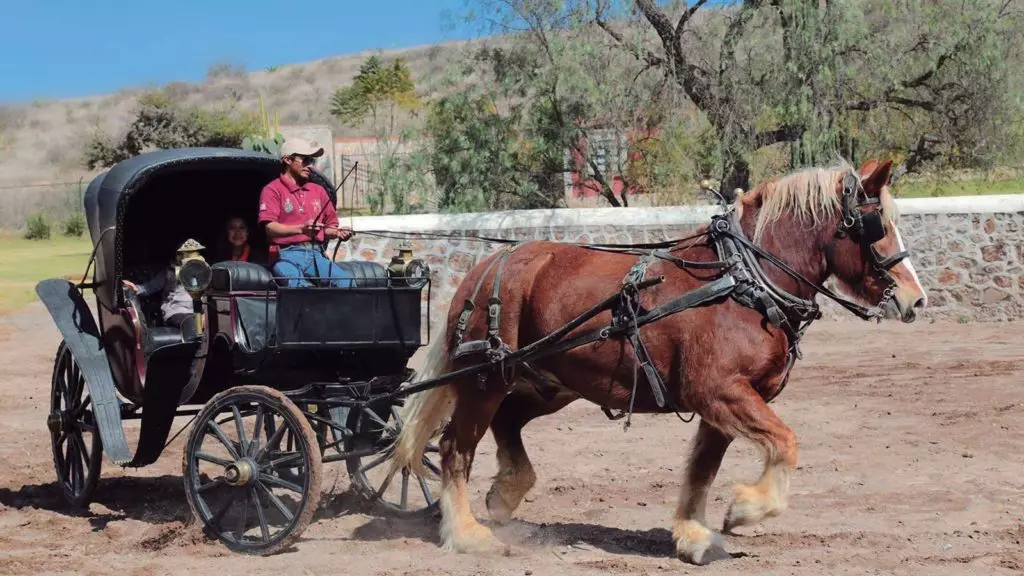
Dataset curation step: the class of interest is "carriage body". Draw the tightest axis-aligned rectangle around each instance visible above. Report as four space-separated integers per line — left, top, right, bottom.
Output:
37 148 439 552
77 148 425 406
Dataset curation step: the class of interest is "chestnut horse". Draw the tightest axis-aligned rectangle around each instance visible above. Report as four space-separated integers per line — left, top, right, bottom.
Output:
385 158 927 564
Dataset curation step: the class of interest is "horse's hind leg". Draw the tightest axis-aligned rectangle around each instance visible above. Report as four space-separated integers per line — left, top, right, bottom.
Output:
438 377 509 553
673 420 733 564
486 380 578 524
707 377 799 534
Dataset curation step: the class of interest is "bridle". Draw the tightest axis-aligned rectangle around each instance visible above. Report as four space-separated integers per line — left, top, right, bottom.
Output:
833 171 909 320
705 169 910 326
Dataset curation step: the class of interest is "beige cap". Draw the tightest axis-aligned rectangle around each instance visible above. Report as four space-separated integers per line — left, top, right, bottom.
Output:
279 137 325 159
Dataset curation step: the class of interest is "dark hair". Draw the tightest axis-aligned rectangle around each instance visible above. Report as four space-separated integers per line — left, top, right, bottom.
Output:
214 215 249 262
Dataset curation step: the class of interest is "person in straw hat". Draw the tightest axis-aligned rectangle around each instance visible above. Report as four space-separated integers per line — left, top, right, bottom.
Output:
122 239 204 330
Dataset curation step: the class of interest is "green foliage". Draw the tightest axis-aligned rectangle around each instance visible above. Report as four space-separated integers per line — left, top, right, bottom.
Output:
24 213 51 240
83 91 260 169
329 56 421 126
61 213 85 237
331 56 430 214
424 85 538 212
241 93 285 156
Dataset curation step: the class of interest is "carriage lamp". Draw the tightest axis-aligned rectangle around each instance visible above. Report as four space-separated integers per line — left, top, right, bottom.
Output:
387 242 430 288
175 238 213 334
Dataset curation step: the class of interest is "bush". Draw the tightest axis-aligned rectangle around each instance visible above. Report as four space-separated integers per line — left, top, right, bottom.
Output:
62 213 85 237
24 213 51 240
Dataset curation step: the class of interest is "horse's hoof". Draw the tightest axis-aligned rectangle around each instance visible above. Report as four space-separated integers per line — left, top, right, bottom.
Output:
443 522 510 555
676 522 732 565
485 488 514 525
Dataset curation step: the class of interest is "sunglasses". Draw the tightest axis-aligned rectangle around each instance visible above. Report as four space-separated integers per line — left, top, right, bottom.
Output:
289 155 316 166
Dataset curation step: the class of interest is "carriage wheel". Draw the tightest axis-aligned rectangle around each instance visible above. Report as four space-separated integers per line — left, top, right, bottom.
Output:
48 342 103 508
182 386 322 555
345 402 442 518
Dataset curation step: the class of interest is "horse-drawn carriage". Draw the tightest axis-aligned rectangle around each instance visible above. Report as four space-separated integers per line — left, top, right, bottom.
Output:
37 148 928 564
37 147 440 555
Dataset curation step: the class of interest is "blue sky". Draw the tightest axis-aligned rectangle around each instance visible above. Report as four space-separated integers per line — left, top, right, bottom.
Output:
0 0 480 103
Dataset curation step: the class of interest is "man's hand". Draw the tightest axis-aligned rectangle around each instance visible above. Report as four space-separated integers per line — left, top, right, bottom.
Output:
325 227 354 241
301 221 324 239
122 280 139 292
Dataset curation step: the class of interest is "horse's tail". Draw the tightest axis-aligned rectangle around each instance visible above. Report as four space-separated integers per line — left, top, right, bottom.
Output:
387 316 456 479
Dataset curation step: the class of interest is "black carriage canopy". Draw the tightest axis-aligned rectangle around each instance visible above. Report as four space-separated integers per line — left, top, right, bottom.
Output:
83 147 338 309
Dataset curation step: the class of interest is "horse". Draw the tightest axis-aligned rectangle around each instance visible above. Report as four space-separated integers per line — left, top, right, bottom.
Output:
384 158 927 564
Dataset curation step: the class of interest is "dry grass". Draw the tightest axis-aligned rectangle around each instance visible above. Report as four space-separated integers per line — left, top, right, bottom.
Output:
0 38 481 189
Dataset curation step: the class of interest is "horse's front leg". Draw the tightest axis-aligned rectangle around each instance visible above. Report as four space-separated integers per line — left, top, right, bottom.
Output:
715 378 798 534
673 419 734 564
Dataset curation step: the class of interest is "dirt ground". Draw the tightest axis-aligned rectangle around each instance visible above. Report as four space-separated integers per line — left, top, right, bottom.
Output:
0 303 1021 576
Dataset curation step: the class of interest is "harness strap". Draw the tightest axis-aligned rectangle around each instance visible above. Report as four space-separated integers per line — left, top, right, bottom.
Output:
453 249 507 348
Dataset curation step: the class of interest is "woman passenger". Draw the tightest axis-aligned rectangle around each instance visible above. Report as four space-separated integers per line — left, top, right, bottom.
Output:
224 216 251 262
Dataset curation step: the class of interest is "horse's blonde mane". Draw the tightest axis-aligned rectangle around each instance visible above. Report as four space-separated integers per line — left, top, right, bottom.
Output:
750 158 899 243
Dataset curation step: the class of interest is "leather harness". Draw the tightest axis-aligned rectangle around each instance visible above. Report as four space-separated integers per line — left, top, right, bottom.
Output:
446 170 907 427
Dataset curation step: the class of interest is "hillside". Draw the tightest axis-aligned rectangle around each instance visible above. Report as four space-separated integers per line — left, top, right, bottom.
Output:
0 38 480 187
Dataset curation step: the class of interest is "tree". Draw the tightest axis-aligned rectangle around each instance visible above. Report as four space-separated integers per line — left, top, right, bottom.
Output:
83 92 259 169
467 0 1020 195
329 56 428 214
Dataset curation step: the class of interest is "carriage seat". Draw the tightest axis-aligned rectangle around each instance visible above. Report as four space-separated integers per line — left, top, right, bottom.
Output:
212 260 389 290
330 261 389 288
211 261 277 291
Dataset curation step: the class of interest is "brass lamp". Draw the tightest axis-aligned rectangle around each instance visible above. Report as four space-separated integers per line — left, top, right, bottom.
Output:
174 238 212 334
387 241 429 288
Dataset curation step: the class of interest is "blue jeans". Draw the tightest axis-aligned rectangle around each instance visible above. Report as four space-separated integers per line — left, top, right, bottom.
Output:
273 246 354 288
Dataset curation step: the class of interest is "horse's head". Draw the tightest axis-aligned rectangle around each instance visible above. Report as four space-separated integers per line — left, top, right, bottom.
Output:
825 159 927 323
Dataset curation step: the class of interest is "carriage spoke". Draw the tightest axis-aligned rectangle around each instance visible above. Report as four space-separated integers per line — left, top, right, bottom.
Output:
257 481 294 521
418 475 435 505
196 452 233 467
62 360 74 407
236 488 249 541
249 406 264 457
72 432 90 473
198 477 227 493
363 407 389 430
358 451 391 475
400 468 409 509
265 452 304 470
209 490 239 530
232 406 249 457
71 365 84 406
251 486 270 542
259 473 303 494
207 420 241 460
256 422 287 461
421 456 442 476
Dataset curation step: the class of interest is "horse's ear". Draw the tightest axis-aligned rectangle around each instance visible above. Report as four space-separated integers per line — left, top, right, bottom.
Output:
858 159 880 177
860 159 893 197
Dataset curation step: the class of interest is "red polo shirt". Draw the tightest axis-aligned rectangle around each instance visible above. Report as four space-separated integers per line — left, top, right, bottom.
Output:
258 175 339 246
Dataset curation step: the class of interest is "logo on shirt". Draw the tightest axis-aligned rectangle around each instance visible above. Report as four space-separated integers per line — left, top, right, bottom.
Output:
312 199 321 214
284 198 294 214
260 202 267 211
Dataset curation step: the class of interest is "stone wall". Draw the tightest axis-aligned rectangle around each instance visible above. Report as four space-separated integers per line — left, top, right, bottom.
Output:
328 195 1024 330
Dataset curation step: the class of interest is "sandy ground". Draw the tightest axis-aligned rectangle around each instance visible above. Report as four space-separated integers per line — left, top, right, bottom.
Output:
0 302 1022 576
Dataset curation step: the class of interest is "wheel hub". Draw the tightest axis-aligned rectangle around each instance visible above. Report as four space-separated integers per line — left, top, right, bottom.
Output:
224 458 257 486
47 411 70 434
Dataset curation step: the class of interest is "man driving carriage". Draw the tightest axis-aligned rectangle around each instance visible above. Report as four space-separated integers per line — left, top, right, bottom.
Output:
258 138 356 288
